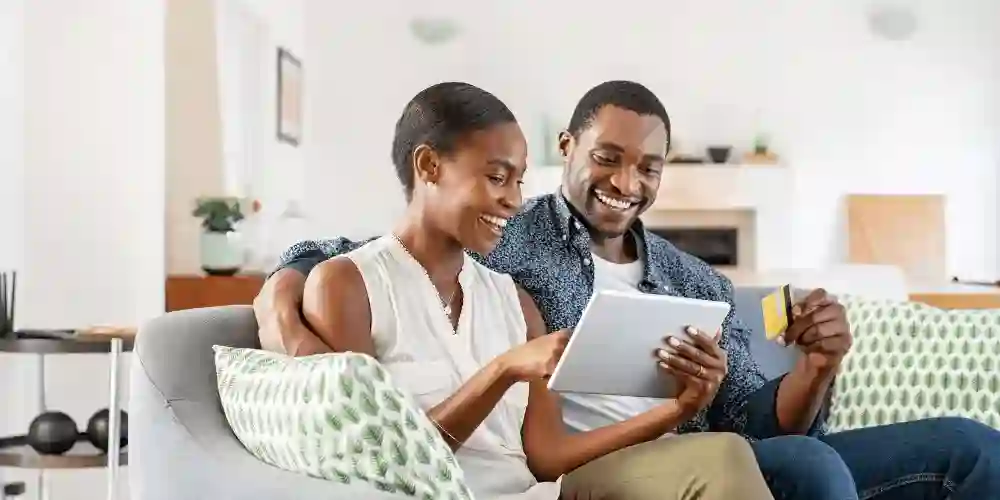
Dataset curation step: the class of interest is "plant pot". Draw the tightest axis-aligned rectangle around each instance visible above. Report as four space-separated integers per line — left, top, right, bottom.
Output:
706 146 732 164
200 231 244 276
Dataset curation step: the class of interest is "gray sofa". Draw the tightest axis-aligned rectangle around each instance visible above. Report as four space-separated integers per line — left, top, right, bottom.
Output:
128 305 409 500
129 289 799 499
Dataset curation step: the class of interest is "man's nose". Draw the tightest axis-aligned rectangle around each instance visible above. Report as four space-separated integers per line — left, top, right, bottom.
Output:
609 167 641 197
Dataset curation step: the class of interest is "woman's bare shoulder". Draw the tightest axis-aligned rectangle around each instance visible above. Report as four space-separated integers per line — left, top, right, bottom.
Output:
308 256 365 295
302 256 374 354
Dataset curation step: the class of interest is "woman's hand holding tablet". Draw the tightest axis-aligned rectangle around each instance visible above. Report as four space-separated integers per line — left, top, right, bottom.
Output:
546 290 732 405
656 325 728 414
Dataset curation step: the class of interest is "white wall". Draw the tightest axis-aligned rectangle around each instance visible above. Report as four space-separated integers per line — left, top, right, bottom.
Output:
0 0 24 271
2 0 166 498
167 0 306 273
166 0 226 274
304 0 1000 279
238 0 306 207
0 0 26 489
215 0 309 269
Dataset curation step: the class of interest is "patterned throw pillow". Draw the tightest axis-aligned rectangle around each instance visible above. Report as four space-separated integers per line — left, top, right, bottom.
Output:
828 297 1000 433
213 346 474 500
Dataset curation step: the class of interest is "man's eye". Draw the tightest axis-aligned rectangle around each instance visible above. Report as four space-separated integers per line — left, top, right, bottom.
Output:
488 175 505 184
641 165 663 177
592 153 617 165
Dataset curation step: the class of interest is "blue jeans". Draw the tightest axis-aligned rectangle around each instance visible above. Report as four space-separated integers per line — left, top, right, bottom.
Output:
751 417 1000 500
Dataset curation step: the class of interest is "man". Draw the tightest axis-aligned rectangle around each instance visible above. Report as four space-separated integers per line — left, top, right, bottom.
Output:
256 80 1000 499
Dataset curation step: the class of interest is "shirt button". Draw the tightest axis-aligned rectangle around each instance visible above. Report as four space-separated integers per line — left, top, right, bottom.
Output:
574 220 582 229
561 234 567 241
582 258 591 266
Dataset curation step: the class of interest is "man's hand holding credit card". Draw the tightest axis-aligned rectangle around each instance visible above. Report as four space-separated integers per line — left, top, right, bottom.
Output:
760 285 853 371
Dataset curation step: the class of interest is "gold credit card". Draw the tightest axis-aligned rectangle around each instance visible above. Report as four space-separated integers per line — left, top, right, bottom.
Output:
761 284 793 340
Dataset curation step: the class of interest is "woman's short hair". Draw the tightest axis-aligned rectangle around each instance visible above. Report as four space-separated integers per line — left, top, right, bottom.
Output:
391 82 516 200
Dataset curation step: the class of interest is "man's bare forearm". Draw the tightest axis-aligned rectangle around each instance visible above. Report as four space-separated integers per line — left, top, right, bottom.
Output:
775 359 837 434
255 268 332 355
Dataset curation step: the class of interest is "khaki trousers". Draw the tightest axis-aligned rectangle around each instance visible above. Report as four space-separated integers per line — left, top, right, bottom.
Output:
559 432 773 500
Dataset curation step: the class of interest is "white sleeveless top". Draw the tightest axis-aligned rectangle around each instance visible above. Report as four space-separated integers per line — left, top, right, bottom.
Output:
346 236 561 500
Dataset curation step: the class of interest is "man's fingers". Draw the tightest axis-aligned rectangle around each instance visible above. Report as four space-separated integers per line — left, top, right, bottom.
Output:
782 302 846 346
792 288 832 316
798 321 846 346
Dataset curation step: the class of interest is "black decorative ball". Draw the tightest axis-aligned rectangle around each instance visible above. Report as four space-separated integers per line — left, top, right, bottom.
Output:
85 409 128 452
27 411 78 455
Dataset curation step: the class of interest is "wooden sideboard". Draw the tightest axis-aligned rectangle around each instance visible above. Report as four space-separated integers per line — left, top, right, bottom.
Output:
907 283 1000 310
165 274 265 312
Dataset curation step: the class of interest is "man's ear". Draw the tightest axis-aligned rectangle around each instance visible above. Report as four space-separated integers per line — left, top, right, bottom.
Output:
557 131 574 161
412 144 440 184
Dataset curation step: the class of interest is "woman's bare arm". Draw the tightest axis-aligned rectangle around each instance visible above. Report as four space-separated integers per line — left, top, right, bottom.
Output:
518 288 691 482
301 258 376 355
301 258 519 452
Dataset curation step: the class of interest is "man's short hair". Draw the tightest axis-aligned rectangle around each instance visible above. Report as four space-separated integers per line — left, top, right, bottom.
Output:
566 80 671 146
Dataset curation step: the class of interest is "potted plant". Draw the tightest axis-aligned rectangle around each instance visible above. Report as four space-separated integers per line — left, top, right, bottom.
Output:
193 197 246 276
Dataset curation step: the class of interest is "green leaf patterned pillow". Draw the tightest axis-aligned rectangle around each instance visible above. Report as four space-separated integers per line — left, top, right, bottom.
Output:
213 346 474 500
828 297 1000 433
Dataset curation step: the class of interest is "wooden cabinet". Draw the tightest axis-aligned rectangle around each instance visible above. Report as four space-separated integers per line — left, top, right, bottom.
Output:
165 274 265 312
908 284 1000 310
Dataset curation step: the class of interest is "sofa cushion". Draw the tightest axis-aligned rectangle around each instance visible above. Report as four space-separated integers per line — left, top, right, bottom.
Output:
828 297 1000 433
213 346 474 499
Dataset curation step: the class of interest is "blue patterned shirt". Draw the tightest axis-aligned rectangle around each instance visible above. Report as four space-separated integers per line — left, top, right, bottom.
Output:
276 193 826 440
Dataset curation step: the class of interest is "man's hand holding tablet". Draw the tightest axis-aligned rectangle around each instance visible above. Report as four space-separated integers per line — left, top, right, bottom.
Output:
656 326 728 414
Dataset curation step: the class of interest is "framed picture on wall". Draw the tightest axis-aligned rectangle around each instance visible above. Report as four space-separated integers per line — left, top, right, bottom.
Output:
276 47 302 146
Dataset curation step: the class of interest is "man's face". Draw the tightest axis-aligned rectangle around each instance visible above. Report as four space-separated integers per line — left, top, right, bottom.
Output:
560 105 668 239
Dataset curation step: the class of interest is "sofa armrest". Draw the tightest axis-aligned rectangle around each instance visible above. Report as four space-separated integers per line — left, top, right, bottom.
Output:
129 351 411 500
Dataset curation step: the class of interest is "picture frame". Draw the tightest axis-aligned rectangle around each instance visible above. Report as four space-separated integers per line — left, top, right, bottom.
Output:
276 47 302 146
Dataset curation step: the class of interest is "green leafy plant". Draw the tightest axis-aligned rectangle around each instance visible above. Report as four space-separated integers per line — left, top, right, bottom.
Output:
193 197 245 233
753 133 770 155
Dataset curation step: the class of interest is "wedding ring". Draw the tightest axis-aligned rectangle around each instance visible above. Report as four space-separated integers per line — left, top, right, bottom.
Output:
697 366 705 378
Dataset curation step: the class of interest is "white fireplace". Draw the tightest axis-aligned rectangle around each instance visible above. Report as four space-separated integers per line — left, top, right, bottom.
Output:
523 164 795 280
641 208 756 276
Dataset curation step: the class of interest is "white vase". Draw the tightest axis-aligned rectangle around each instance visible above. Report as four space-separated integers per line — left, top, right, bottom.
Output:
200 231 244 276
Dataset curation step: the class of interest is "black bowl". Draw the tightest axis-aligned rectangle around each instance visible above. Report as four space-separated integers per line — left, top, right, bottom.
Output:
706 146 732 164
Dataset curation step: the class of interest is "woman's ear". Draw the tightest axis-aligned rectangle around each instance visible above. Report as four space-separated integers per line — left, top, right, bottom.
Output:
412 144 441 185
557 131 574 161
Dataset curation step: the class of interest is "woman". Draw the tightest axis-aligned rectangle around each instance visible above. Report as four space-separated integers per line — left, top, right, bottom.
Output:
301 82 772 500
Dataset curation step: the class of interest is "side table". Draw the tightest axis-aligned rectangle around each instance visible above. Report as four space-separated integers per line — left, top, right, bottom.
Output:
0 330 133 500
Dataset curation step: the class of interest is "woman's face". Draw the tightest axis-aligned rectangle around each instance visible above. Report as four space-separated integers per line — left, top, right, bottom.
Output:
423 122 528 255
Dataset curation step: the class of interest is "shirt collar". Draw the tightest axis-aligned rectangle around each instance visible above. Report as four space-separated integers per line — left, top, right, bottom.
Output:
551 192 666 292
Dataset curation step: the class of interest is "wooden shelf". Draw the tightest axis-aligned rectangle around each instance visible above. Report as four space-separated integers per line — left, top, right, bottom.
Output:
0 435 127 469
166 274 265 312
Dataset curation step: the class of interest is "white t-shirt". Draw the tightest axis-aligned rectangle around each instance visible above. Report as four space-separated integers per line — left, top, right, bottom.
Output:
559 253 669 433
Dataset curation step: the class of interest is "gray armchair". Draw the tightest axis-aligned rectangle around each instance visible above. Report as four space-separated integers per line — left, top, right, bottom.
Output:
128 305 409 500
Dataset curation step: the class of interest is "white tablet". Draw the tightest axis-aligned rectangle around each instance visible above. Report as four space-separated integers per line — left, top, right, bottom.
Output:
546 290 731 399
